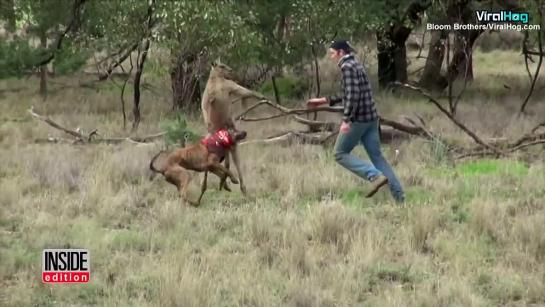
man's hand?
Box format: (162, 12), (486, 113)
(340, 121), (350, 134)
(306, 97), (327, 108)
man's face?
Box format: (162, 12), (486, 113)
(328, 48), (344, 62)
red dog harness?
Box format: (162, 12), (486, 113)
(200, 128), (235, 159)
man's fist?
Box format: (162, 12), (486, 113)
(306, 97), (327, 107)
(340, 121), (350, 134)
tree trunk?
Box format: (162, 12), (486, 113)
(447, 30), (482, 82)
(271, 75), (281, 104)
(120, 54), (133, 130)
(132, 39), (150, 132)
(276, 14), (287, 41)
(444, 0), (482, 82)
(1, 0), (16, 31)
(419, 30), (448, 91)
(520, 6), (543, 114)
(170, 52), (201, 111)
(39, 32), (48, 100)
(310, 43), (320, 129)
(376, 30), (409, 89)
(376, 0), (430, 89)
(311, 44), (320, 97)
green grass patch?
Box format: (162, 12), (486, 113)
(405, 186), (434, 204)
(339, 187), (365, 205)
(364, 262), (431, 292)
(456, 159), (528, 177)
(425, 159), (529, 181)
(448, 203), (471, 223)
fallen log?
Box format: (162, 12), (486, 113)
(238, 99), (434, 141)
(239, 131), (338, 147)
(28, 107), (164, 145)
(394, 82), (502, 155)
(237, 97), (544, 160)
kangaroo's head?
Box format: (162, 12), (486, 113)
(210, 59), (236, 80)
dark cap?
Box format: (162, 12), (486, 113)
(329, 39), (355, 53)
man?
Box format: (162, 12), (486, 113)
(307, 40), (405, 203)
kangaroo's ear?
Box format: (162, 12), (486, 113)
(214, 57), (222, 66)
(211, 60), (217, 67)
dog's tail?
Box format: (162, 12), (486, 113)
(149, 150), (169, 181)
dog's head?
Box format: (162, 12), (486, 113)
(227, 128), (247, 143)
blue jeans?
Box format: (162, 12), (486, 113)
(334, 120), (405, 203)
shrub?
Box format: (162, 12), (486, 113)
(160, 114), (201, 147)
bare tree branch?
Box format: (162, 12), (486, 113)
(237, 94), (541, 159)
(239, 131), (337, 146)
(510, 131), (545, 148)
(28, 106), (87, 141)
(456, 137), (545, 160)
(120, 53), (134, 130)
(520, 2), (544, 114)
(35, 0), (87, 67)
(98, 41), (140, 81)
(236, 99), (343, 121)
(131, 0), (155, 132)
(238, 99), (442, 141)
(28, 107), (164, 145)
(379, 116), (435, 140)
(292, 116), (338, 131)
(394, 82), (502, 155)
(523, 31), (534, 82)
(531, 120), (545, 133)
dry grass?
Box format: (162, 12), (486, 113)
(1, 49), (545, 306)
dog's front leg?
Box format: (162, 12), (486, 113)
(209, 163), (239, 184)
(230, 145), (246, 195)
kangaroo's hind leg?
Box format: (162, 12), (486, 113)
(195, 171), (208, 207)
(219, 151), (232, 192)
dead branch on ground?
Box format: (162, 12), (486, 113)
(236, 88), (544, 160)
(239, 131), (338, 147)
(236, 99), (439, 146)
(394, 82), (502, 155)
(28, 107), (163, 145)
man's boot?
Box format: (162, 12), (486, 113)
(365, 175), (389, 198)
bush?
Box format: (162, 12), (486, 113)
(0, 39), (42, 78)
(53, 43), (91, 75)
(160, 114), (201, 147)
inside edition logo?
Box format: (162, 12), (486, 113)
(42, 249), (90, 283)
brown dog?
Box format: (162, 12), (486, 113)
(149, 128), (247, 206)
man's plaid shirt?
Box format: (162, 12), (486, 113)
(327, 54), (378, 123)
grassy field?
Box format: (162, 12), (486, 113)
(1, 48), (545, 306)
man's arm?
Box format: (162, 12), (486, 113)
(326, 94), (342, 106)
(340, 65), (360, 123)
(326, 77), (344, 106)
